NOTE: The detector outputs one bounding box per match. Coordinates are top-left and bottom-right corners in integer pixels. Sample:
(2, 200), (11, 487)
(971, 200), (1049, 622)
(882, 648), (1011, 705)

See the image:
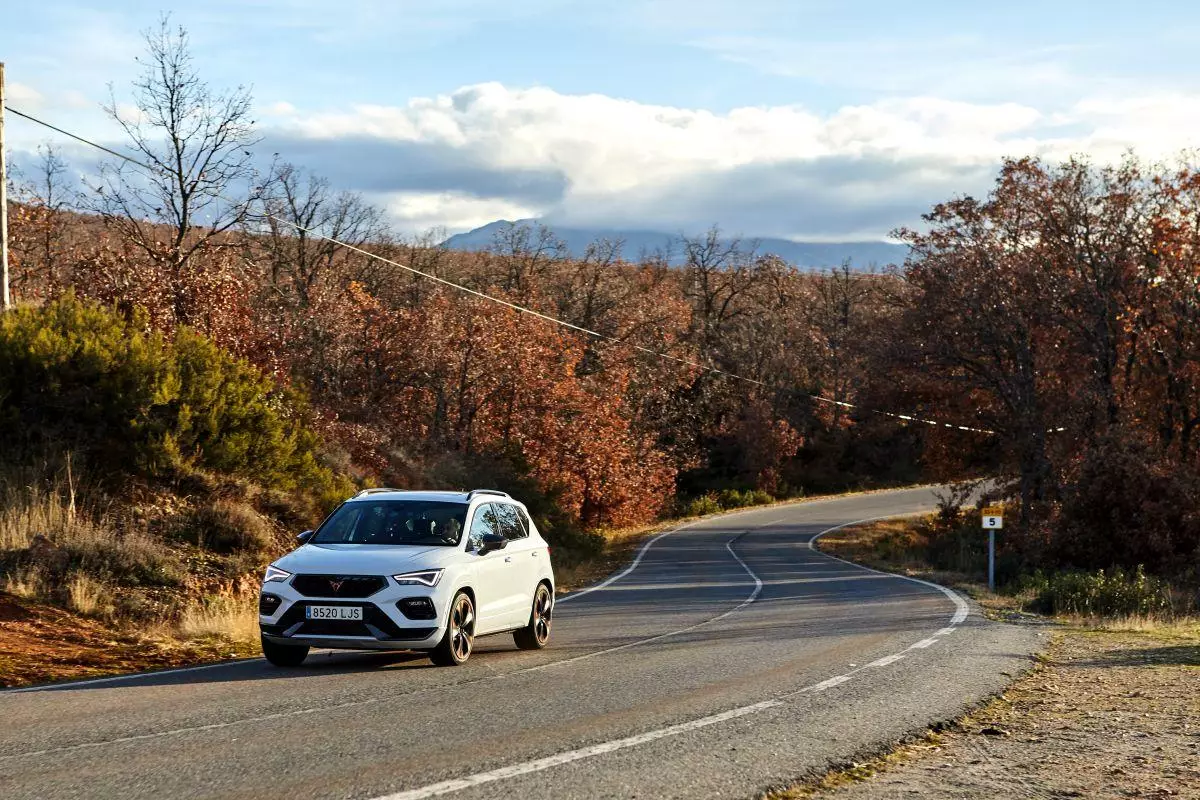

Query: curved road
(0, 487), (1039, 800)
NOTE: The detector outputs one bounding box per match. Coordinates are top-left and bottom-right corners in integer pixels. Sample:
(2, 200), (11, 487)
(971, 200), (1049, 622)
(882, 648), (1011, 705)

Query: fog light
(259, 593), (283, 615)
(398, 597), (436, 620)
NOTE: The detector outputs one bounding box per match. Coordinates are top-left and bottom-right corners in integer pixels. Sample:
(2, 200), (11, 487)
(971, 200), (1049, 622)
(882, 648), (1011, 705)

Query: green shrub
(716, 489), (749, 509)
(0, 294), (346, 498)
(684, 494), (722, 517)
(681, 488), (773, 517)
(1026, 566), (1175, 618)
(747, 489), (774, 506)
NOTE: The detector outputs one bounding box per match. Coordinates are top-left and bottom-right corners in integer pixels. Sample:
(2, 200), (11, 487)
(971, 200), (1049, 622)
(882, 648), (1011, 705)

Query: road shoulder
(774, 522), (1200, 800)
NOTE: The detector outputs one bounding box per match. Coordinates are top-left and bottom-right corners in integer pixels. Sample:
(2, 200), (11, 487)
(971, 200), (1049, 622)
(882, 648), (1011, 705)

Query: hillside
(442, 220), (908, 270)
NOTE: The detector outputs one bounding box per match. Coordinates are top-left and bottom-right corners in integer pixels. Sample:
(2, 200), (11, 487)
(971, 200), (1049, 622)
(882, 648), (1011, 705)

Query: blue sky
(5, 1), (1200, 238)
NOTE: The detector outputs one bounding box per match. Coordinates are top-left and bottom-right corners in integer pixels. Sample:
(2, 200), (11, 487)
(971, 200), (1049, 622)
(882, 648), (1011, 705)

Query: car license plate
(305, 605), (362, 621)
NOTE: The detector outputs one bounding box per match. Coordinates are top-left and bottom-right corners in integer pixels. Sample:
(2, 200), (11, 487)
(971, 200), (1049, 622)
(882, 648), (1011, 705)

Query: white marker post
(981, 505), (1003, 591)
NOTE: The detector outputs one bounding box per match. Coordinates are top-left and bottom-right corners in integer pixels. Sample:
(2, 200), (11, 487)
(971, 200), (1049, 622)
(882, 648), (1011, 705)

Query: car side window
(494, 504), (528, 541)
(514, 506), (532, 538)
(467, 503), (500, 550)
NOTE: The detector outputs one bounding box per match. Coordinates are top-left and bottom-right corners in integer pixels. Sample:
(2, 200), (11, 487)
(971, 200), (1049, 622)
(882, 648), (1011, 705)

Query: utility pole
(0, 62), (10, 310)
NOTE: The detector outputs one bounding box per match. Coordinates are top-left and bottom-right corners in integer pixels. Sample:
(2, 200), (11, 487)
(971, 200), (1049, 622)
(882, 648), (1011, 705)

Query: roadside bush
(1025, 566), (1175, 618)
(1050, 437), (1200, 577)
(683, 494), (722, 517)
(717, 489), (749, 509)
(0, 294), (347, 497)
(183, 499), (279, 557)
(681, 487), (774, 517)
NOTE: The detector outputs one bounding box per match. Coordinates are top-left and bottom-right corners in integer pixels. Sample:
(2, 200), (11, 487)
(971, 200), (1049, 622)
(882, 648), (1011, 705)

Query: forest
(2, 22), (1199, 636)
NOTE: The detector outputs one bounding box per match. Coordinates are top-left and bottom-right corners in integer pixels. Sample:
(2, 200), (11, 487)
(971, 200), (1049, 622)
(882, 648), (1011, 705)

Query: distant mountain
(442, 220), (907, 270)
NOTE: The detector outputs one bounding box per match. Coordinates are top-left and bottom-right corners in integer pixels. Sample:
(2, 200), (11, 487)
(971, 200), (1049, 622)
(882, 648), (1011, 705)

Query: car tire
(261, 635), (309, 667)
(513, 583), (553, 650)
(430, 591), (475, 666)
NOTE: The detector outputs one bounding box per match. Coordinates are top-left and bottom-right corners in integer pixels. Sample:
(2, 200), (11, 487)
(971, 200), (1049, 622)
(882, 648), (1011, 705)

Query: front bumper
(259, 577), (448, 650)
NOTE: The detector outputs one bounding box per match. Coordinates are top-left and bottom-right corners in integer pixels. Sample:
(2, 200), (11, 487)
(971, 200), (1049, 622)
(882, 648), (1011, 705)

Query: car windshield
(312, 500), (468, 546)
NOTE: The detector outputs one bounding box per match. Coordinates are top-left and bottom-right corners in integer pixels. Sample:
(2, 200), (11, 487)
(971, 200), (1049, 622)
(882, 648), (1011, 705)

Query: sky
(4, 1), (1200, 241)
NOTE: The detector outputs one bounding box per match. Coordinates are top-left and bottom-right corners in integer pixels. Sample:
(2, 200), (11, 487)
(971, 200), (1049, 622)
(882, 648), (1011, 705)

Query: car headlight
(392, 569), (443, 587)
(264, 565), (292, 583)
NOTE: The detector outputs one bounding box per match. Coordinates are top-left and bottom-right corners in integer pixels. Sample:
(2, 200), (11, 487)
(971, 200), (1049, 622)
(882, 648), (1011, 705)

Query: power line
(6, 104), (1002, 435)
(4, 106), (155, 171)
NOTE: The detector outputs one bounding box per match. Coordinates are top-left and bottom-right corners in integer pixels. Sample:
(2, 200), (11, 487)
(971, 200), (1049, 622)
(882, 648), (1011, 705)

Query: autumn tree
(7, 145), (79, 300)
(91, 15), (260, 327)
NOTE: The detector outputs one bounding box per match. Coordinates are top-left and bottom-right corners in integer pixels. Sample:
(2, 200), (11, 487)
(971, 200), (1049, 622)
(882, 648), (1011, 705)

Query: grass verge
(770, 519), (1200, 799)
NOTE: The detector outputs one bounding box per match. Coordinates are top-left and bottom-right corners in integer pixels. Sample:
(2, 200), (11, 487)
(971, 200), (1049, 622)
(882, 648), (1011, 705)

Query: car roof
(345, 489), (517, 505)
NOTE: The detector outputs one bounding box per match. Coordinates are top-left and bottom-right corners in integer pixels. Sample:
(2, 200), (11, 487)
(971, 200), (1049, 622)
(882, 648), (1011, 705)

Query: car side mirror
(477, 531), (507, 555)
(297, 530), (315, 545)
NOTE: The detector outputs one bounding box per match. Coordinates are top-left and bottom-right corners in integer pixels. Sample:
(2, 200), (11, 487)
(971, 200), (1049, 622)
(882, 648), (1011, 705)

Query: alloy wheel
(450, 594), (475, 661)
(533, 585), (552, 644)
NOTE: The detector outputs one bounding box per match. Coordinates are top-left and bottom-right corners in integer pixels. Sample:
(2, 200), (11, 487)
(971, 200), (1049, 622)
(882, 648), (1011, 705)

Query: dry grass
(0, 486), (182, 592)
(177, 589), (259, 643)
(1066, 613), (1200, 634)
(184, 498), (280, 556)
(1, 566), (46, 599)
(65, 572), (112, 617)
(0, 485), (83, 551)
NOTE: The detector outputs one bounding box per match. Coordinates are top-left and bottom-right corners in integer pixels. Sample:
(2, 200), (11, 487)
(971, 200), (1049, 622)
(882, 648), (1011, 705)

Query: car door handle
(504, 556), (512, 562)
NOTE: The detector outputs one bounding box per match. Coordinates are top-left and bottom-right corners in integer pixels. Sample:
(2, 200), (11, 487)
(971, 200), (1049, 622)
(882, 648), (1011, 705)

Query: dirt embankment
(0, 592), (258, 688)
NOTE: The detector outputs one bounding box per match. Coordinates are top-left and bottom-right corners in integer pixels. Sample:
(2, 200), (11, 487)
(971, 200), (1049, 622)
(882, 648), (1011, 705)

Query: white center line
(866, 653), (906, 668)
(808, 675), (853, 692)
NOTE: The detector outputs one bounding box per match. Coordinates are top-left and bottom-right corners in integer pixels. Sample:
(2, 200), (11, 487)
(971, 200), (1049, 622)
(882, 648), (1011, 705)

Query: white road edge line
(808, 514), (971, 626)
(373, 701), (785, 800)
(366, 509), (974, 800)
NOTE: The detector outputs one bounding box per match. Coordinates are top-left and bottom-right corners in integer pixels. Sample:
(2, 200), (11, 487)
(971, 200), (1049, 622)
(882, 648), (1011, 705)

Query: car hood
(272, 543), (458, 576)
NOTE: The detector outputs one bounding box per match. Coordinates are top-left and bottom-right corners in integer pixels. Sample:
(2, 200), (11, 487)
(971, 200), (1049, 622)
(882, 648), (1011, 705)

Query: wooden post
(0, 62), (9, 310)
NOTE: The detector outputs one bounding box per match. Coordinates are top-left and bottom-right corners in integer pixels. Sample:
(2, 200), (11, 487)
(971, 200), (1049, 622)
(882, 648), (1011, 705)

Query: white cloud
(7, 82), (45, 107)
(378, 191), (540, 235)
(265, 81), (1200, 237)
(278, 84), (1049, 192)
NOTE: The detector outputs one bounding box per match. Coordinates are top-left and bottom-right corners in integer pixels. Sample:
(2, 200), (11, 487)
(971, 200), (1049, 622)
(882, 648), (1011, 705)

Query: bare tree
(91, 15), (260, 324)
(258, 161), (388, 307)
(681, 226), (760, 355)
(487, 221), (567, 297)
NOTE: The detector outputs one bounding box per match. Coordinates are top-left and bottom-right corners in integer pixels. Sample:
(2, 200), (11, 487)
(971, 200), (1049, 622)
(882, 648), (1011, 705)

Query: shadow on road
(19, 648), (447, 692)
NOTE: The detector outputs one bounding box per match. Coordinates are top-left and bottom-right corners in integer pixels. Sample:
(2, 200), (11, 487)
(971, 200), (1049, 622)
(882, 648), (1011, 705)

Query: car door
(464, 503), (512, 634)
(492, 503), (539, 626)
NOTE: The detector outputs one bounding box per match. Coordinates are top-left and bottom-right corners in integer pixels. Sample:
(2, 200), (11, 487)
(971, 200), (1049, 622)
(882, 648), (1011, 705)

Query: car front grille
(260, 601), (436, 641)
(291, 574), (386, 598)
(297, 619), (374, 637)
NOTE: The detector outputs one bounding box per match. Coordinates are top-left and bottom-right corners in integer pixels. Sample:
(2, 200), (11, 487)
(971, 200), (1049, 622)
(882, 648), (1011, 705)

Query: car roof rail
(466, 489), (510, 501)
(354, 487), (401, 498)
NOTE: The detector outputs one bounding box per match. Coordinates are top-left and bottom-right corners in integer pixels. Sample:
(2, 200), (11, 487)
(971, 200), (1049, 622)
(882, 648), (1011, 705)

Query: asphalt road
(1, 486), (1041, 800)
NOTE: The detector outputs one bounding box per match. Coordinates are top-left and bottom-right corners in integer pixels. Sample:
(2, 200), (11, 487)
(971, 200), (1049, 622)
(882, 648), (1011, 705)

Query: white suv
(258, 489), (555, 667)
